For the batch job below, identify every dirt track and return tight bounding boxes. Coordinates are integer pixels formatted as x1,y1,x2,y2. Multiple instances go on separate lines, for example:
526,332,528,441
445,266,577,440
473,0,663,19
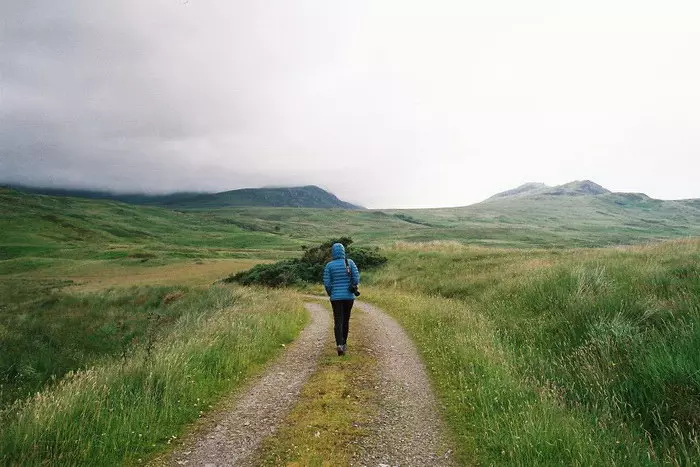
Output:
157,303,330,467
351,301,455,466
157,299,454,466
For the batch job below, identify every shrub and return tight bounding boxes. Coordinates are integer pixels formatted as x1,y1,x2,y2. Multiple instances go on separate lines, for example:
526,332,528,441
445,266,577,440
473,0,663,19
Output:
225,237,387,287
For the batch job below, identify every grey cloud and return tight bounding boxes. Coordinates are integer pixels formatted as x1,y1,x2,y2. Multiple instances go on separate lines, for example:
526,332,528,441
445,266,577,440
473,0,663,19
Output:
2,2,238,192
1,1,699,207
1,1,369,195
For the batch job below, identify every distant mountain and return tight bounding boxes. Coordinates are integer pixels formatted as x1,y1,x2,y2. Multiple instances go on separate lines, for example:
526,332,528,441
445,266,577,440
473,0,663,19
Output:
488,180,612,201
543,180,611,196
161,186,364,209
1,186,207,205
3,182,700,251
488,182,549,200
4,184,364,210
404,180,700,247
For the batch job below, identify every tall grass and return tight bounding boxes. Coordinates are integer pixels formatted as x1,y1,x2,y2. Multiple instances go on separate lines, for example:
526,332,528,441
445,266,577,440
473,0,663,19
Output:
364,239,700,465
0,281,205,406
0,286,306,466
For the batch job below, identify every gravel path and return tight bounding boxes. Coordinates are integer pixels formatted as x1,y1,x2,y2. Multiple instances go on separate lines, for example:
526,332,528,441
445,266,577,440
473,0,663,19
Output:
352,301,455,467
161,303,330,467
155,299,455,466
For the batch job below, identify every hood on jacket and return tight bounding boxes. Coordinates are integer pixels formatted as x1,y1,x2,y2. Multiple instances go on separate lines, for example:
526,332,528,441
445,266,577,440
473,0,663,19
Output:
331,243,346,260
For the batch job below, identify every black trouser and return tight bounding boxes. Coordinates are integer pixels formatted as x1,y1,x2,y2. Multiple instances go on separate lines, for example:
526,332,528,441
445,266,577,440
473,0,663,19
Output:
331,299,354,346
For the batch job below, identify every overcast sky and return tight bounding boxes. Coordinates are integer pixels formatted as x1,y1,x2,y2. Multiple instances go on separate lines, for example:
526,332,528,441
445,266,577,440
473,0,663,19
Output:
1,1,699,208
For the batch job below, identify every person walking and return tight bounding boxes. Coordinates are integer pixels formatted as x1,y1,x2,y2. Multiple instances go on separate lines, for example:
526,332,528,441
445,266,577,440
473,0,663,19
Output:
323,242,360,356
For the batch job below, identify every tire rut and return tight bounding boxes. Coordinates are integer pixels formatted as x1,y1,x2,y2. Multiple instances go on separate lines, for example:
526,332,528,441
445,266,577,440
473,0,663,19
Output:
352,301,455,466
155,299,455,466
158,303,330,467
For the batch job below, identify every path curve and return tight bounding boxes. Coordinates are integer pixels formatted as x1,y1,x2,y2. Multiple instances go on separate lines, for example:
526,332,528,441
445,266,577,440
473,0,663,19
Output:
352,301,455,466
162,303,330,467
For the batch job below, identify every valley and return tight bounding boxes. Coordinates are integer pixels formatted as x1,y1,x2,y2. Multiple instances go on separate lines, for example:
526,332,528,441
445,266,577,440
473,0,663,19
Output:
1,181,699,465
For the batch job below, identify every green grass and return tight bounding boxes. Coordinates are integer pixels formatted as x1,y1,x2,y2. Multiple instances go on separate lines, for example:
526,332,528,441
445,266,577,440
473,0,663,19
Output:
0,188,301,262
0,286,307,466
8,184,362,209
3,187,700,465
5,187,700,262
381,192,700,247
0,279,208,406
166,192,700,248
361,239,700,465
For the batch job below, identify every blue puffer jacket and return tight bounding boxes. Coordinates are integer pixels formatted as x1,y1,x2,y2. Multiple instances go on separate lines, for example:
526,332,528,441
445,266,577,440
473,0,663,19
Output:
323,243,360,301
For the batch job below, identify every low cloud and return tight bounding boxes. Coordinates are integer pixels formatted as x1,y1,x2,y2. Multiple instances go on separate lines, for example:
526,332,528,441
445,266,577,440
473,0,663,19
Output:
2,1,699,207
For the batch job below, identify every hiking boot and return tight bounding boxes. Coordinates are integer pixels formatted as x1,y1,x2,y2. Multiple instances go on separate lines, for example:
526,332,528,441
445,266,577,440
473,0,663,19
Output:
342,344,348,355
337,345,345,356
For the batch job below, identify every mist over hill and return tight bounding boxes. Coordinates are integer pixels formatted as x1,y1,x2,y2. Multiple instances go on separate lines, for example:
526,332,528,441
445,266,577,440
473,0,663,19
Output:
487,182,550,200
487,180,613,200
163,186,363,209
4,185,364,210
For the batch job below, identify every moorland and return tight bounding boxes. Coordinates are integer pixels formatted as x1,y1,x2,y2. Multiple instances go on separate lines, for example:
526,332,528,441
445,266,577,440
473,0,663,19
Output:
1,181,699,465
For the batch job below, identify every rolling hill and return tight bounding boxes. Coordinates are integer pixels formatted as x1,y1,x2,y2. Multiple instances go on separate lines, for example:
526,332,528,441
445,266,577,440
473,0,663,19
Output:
2,180,700,259
0,187,302,262
486,182,550,200
2,180,698,467
4,185,363,210
487,180,611,200
160,185,363,209
382,180,700,247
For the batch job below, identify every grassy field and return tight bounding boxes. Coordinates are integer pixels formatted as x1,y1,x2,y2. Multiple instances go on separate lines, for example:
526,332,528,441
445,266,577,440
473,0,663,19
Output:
361,239,700,465
0,188,301,262
0,286,307,465
2,187,700,465
382,192,700,247
4,188,700,258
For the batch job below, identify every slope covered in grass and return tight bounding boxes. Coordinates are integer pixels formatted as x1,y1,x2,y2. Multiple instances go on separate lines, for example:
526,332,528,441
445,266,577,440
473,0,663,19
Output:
362,239,700,465
161,185,364,209
384,191,700,247
2,185,700,465
0,188,299,261
3,186,700,257
0,286,306,466
7,184,363,209
0,280,196,406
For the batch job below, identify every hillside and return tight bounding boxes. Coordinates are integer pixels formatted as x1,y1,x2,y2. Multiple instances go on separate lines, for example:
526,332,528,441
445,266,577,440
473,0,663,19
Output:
487,182,549,200
161,185,363,209
488,180,611,200
2,181,700,259
366,238,700,465
5,184,363,210
3,183,699,465
382,180,700,247
0,188,301,262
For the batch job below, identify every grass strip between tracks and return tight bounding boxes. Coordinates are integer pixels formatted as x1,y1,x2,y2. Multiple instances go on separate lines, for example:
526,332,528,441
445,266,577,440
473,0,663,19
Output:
256,303,378,466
